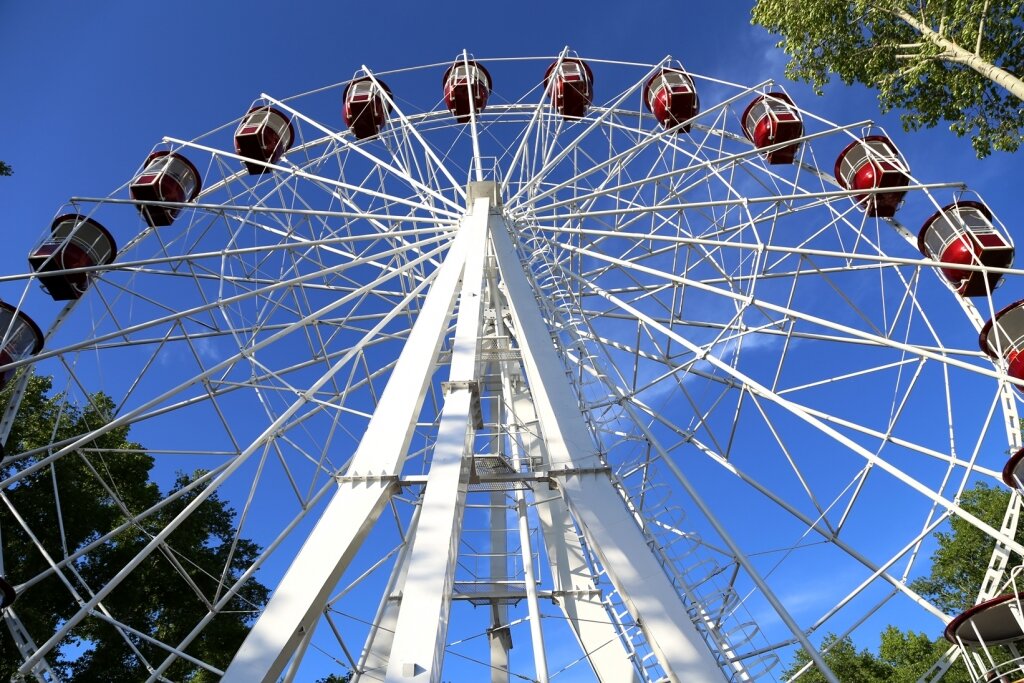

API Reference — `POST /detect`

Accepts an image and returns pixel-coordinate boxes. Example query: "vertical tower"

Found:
[221,184,739,682]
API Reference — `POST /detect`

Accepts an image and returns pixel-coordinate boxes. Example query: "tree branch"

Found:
[976,0,990,56]
[890,6,1024,100]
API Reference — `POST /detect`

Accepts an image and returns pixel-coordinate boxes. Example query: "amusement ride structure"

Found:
[4,51,1024,682]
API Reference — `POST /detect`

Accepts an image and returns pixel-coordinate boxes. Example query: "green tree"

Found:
[784,482,1016,680]
[911,481,1019,614]
[751,1,1024,157]
[877,626,970,683]
[0,161,11,176]
[0,374,269,681]
[782,633,893,681]
[316,674,353,682]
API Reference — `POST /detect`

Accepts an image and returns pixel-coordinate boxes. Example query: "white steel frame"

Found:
[1,54,1020,683]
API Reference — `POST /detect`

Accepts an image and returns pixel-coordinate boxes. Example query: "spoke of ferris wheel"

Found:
[562,352,839,680]
[360,65,467,200]
[1,488,169,675]
[162,136,461,220]
[526,181,966,223]
[68,197,448,291]
[563,267,1024,561]
[324,194,442,276]
[144,473,343,683]
[233,172,430,278]
[221,214,474,682]
[15,230,455,677]
[513,80,777,212]
[504,60,667,209]
[16,464,230,595]
[492,224,732,682]
[577,305,986,367]
[536,225,1024,281]
[1,232,448,380]
[558,239,1006,385]
[617,397,952,624]
[523,132,694,250]
[0,242,445,504]
[497,47,570,200]
[811,516,954,634]
[830,359,933,534]
[115,335,403,426]
[39,310,406,361]
[259,94,464,214]
[574,319,970,460]
[66,195,454,225]
[6,358,385,548]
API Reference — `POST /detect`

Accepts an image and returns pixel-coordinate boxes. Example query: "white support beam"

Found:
[508,378,641,683]
[490,218,727,682]
[220,218,473,683]
[352,509,422,683]
[383,194,490,683]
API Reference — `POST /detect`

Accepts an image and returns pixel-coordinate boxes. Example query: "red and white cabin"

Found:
[343,77,393,140]
[129,151,202,227]
[443,60,491,123]
[234,106,294,174]
[834,136,910,218]
[28,214,117,301]
[741,92,803,164]
[0,301,43,391]
[1003,448,1024,491]
[544,58,593,119]
[644,68,699,133]
[980,299,1024,388]
[918,201,1013,297]
[945,592,1024,682]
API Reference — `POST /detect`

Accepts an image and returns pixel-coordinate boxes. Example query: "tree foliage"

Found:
[0,161,11,176]
[752,1,1024,157]
[782,633,893,682]
[911,482,1019,614]
[0,374,269,681]
[785,482,1018,680]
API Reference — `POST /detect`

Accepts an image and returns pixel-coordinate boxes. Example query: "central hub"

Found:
[466,180,501,209]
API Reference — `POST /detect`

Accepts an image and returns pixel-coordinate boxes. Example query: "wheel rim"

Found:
[1,54,1017,682]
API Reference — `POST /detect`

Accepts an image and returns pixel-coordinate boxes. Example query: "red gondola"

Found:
[234,106,295,174]
[342,77,393,140]
[129,151,202,227]
[544,58,593,119]
[741,92,803,164]
[980,299,1024,387]
[0,302,43,391]
[644,68,699,133]
[1002,447,1024,490]
[918,201,1013,297]
[834,135,910,218]
[28,214,117,301]
[443,60,491,123]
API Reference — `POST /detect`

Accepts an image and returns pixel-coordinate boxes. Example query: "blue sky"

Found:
[2,2,1023,680]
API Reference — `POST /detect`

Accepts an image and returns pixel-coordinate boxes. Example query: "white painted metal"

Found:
[487,486,512,683]
[507,373,643,683]
[353,509,422,683]
[490,217,727,682]
[7,54,1022,683]
[220,221,473,682]
[383,194,489,683]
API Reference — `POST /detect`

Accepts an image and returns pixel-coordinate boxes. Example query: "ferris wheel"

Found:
[2,50,1024,683]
